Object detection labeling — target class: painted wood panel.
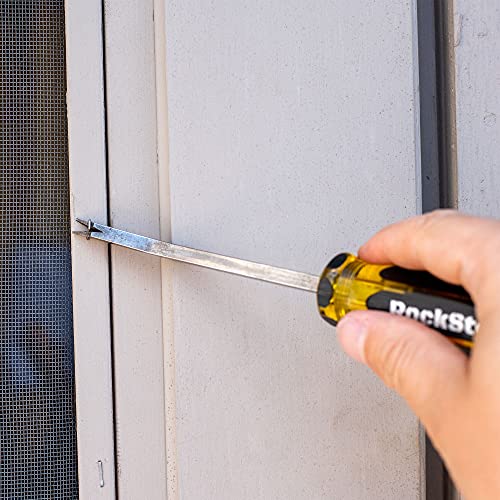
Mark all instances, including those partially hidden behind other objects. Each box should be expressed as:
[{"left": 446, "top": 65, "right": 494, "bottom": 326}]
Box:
[
  {"left": 455, "top": 1, "right": 500, "bottom": 216},
  {"left": 161, "top": 1, "right": 424, "bottom": 498},
  {"left": 103, "top": 1, "right": 168, "bottom": 498},
  {"left": 453, "top": 6, "right": 500, "bottom": 499},
  {"left": 65, "top": 1, "right": 116, "bottom": 497}
]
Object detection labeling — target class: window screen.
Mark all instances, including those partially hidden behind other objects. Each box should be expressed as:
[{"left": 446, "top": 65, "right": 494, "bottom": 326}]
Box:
[{"left": 0, "top": 1, "right": 78, "bottom": 498}]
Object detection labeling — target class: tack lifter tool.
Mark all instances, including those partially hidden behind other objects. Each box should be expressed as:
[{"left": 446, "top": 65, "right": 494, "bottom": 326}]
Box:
[{"left": 75, "top": 219, "right": 477, "bottom": 350}]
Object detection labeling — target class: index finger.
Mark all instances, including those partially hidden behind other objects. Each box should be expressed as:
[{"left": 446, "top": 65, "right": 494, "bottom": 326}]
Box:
[{"left": 358, "top": 210, "right": 500, "bottom": 309}]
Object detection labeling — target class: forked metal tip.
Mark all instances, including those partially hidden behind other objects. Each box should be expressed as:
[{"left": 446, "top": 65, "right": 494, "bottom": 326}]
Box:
[
  {"left": 75, "top": 217, "right": 89, "bottom": 226},
  {"left": 74, "top": 218, "right": 101, "bottom": 240}
]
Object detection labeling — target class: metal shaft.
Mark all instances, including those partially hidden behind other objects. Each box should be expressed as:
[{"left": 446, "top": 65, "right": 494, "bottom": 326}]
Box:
[{"left": 74, "top": 220, "right": 319, "bottom": 293}]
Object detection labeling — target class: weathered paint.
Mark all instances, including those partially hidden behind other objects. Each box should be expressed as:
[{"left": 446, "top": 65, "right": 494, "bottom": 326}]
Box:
[
  {"left": 455, "top": 1, "right": 500, "bottom": 216},
  {"left": 454, "top": 3, "right": 500, "bottom": 496},
  {"left": 162, "top": 1, "right": 423, "bottom": 498},
  {"left": 65, "top": 0, "right": 116, "bottom": 497},
  {"left": 103, "top": 1, "right": 168, "bottom": 498}
]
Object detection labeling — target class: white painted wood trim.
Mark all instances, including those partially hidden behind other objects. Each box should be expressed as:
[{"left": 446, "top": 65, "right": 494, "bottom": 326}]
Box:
[
  {"left": 153, "top": 0, "right": 179, "bottom": 497},
  {"left": 65, "top": 1, "right": 116, "bottom": 497},
  {"left": 103, "top": 1, "right": 168, "bottom": 497},
  {"left": 412, "top": 0, "right": 427, "bottom": 493},
  {"left": 455, "top": 0, "right": 500, "bottom": 217},
  {"left": 453, "top": 1, "right": 500, "bottom": 497},
  {"left": 411, "top": 0, "right": 423, "bottom": 218}
]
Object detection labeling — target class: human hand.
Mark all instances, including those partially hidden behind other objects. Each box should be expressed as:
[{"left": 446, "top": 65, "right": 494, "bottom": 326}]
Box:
[{"left": 337, "top": 210, "right": 500, "bottom": 500}]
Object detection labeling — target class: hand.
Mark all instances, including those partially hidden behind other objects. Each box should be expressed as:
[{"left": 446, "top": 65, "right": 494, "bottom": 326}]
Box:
[{"left": 336, "top": 210, "right": 500, "bottom": 500}]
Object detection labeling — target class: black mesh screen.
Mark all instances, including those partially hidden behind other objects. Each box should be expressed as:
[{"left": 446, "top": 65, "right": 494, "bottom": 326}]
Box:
[{"left": 0, "top": 1, "right": 78, "bottom": 498}]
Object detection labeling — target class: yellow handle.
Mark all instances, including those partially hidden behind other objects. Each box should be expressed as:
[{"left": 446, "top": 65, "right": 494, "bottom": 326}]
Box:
[{"left": 316, "top": 253, "right": 476, "bottom": 350}]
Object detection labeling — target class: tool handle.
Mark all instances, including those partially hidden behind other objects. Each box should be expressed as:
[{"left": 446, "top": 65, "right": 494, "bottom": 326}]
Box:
[{"left": 317, "top": 253, "right": 476, "bottom": 350}]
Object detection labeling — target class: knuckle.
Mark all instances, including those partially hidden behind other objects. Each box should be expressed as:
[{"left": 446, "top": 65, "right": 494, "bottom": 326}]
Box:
[
  {"left": 414, "top": 210, "right": 460, "bottom": 268},
  {"left": 366, "top": 333, "right": 418, "bottom": 394},
  {"left": 416, "top": 210, "right": 452, "bottom": 237},
  {"left": 457, "top": 224, "right": 500, "bottom": 293},
  {"left": 413, "top": 212, "right": 441, "bottom": 248},
  {"left": 484, "top": 228, "right": 500, "bottom": 256},
  {"left": 427, "top": 208, "right": 457, "bottom": 219}
]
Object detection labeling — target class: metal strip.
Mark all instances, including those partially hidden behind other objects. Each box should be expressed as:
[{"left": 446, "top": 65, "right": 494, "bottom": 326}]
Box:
[
  {"left": 75, "top": 221, "right": 319, "bottom": 293},
  {"left": 417, "top": 0, "right": 460, "bottom": 498}
]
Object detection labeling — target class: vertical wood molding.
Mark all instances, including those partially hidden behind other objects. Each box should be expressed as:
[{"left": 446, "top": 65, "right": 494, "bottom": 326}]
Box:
[
  {"left": 153, "top": 0, "right": 179, "bottom": 497},
  {"left": 65, "top": 0, "right": 116, "bottom": 497},
  {"left": 453, "top": 0, "right": 500, "bottom": 494},
  {"left": 455, "top": 0, "right": 500, "bottom": 217},
  {"left": 103, "top": 0, "right": 168, "bottom": 498},
  {"left": 446, "top": 0, "right": 500, "bottom": 498}
]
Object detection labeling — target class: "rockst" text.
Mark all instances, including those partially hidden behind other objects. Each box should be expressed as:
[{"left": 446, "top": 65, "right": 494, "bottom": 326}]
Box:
[{"left": 389, "top": 299, "right": 477, "bottom": 336}]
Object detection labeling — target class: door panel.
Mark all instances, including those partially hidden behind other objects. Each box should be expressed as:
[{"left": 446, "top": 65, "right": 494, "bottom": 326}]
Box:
[
  {"left": 66, "top": 1, "right": 116, "bottom": 497},
  {"left": 103, "top": 1, "right": 168, "bottom": 498},
  {"left": 451, "top": 3, "right": 500, "bottom": 498},
  {"left": 162, "top": 1, "right": 423, "bottom": 498},
  {"left": 455, "top": 1, "right": 500, "bottom": 216}
]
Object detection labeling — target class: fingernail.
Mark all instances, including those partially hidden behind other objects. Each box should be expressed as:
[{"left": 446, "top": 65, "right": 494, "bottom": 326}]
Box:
[{"left": 337, "top": 315, "right": 368, "bottom": 363}]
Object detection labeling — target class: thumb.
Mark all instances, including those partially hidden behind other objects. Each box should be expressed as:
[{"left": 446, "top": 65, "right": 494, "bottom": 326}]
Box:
[{"left": 337, "top": 310, "right": 468, "bottom": 440}]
